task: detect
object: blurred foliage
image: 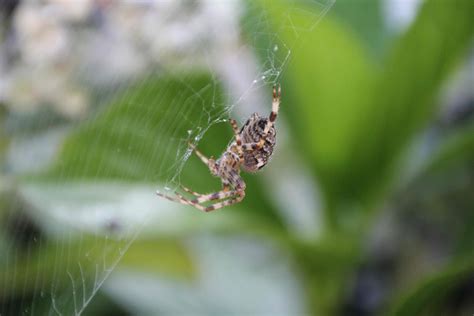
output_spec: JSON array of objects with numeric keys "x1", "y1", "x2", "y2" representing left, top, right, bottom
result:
[
  {"x1": 42, "y1": 74, "x2": 281, "y2": 223},
  {"x1": 330, "y1": 0, "x2": 388, "y2": 57},
  {"x1": 0, "y1": 189, "x2": 194, "y2": 301},
  {"x1": 1, "y1": 0, "x2": 473, "y2": 315},
  {"x1": 46, "y1": 75, "x2": 217, "y2": 182},
  {"x1": 388, "y1": 258, "x2": 474, "y2": 316},
  {"x1": 252, "y1": 0, "x2": 474, "y2": 314},
  {"x1": 290, "y1": 234, "x2": 361, "y2": 314},
  {"x1": 0, "y1": 104, "x2": 8, "y2": 168},
  {"x1": 421, "y1": 125, "x2": 474, "y2": 176},
  {"x1": 261, "y1": 0, "x2": 474, "y2": 231},
  {"x1": 0, "y1": 236, "x2": 194, "y2": 299},
  {"x1": 264, "y1": 0, "x2": 377, "y2": 229}
]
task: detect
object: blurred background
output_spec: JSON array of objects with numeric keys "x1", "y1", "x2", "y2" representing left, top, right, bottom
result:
[{"x1": 1, "y1": 0, "x2": 473, "y2": 315}]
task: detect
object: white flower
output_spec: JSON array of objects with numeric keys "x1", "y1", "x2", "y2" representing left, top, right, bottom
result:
[
  {"x1": 14, "y1": 4, "x2": 70, "y2": 65},
  {"x1": 3, "y1": 0, "x2": 243, "y2": 117}
]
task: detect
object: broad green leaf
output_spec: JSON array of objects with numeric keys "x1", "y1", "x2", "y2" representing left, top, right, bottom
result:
[
  {"x1": 34, "y1": 74, "x2": 281, "y2": 222},
  {"x1": 331, "y1": 0, "x2": 389, "y2": 57},
  {"x1": 45, "y1": 74, "x2": 224, "y2": 184},
  {"x1": 261, "y1": 0, "x2": 474, "y2": 229},
  {"x1": 352, "y1": 0, "x2": 474, "y2": 209},
  {"x1": 256, "y1": 0, "x2": 375, "y2": 227}
]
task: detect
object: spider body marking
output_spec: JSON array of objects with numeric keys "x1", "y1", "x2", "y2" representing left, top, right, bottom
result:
[
  {"x1": 239, "y1": 113, "x2": 276, "y2": 172},
  {"x1": 156, "y1": 85, "x2": 281, "y2": 212}
]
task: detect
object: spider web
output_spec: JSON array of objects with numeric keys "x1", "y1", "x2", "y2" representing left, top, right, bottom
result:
[
  {"x1": 162, "y1": 0, "x2": 335, "y2": 194},
  {"x1": 0, "y1": 1, "x2": 334, "y2": 315}
]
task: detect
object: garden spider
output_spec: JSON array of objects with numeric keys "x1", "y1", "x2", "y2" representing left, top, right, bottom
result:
[{"x1": 156, "y1": 85, "x2": 281, "y2": 212}]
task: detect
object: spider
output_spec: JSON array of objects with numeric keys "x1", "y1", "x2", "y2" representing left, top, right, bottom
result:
[{"x1": 156, "y1": 85, "x2": 281, "y2": 212}]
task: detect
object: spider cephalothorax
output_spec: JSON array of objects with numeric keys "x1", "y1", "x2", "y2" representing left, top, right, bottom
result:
[{"x1": 157, "y1": 85, "x2": 281, "y2": 212}]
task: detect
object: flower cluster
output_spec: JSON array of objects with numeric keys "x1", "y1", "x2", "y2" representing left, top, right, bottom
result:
[{"x1": 0, "y1": 0, "x2": 241, "y2": 118}]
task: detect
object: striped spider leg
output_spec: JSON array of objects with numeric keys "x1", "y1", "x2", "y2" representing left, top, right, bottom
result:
[{"x1": 156, "y1": 120, "x2": 246, "y2": 212}]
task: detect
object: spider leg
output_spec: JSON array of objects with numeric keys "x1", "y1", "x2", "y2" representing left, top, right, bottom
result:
[
  {"x1": 157, "y1": 172, "x2": 245, "y2": 212},
  {"x1": 180, "y1": 189, "x2": 245, "y2": 212},
  {"x1": 229, "y1": 119, "x2": 242, "y2": 147},
  {"x1": 188, "y1": 142, "x2": 210, "y2": 164},
  {"x1": 223, "y1": 183, "x2": 230, "y2": 192},
  {"x1": 249, "y1": 85, "x2": 281, "y2": 150},
  {"x1": 229, "y1": 119, "x2": 244, "y2": 162},
  {"x1": 156, "y1": 190, "x2": 186, "y2": 204},
  {"x1": 202, "y1": 191, "x2": 246, "y2": 212},
  {"x1": 269, "y1": 84, "x2": 281, "y2": 125},
  {"x1": 188, "y1": 142, "x2": 218, "y2": 174},
  {"x1": 156, "y1": 190, "x2": 209, "y2": 211},
  {"x1": 180, "y1": 185, "x2": 204, "y2": 197},
  {"x1": 188, "y1": 190, "x2": 241, "y2": 204},
  {"x1": 262, "y1": 84, "x2": 280, "y2": 136},
  {"x1": 156, "y1": 189, "x2": 244, "y2": 212}
]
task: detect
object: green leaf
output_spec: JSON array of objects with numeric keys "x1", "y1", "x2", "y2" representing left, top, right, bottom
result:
[
  {"x1": 352, "y1": 0, "x2": 474, "y2": 208},
  {"x1": 43, "y1": 74, "x2": 225, "y2": 184},
  {"x1": 30, "y1": 73, "x2": 282, "y2": 222},
  {"x1": 331, "y1": 0, "x2": 389, "y2": 58},
  {"x1": 255, "y1": 0, "x2": 375, "y2": 227},
  {"x1": 0, "y1": 236, "x2": 194, "y2": 300},
  {"x1": 261, "y1": 0, "x2": 474, "y2": 229}
]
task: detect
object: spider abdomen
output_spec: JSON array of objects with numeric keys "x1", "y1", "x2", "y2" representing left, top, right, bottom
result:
[{"x1": 240, "y1": 115, "x2": 276, "y2": 173}]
